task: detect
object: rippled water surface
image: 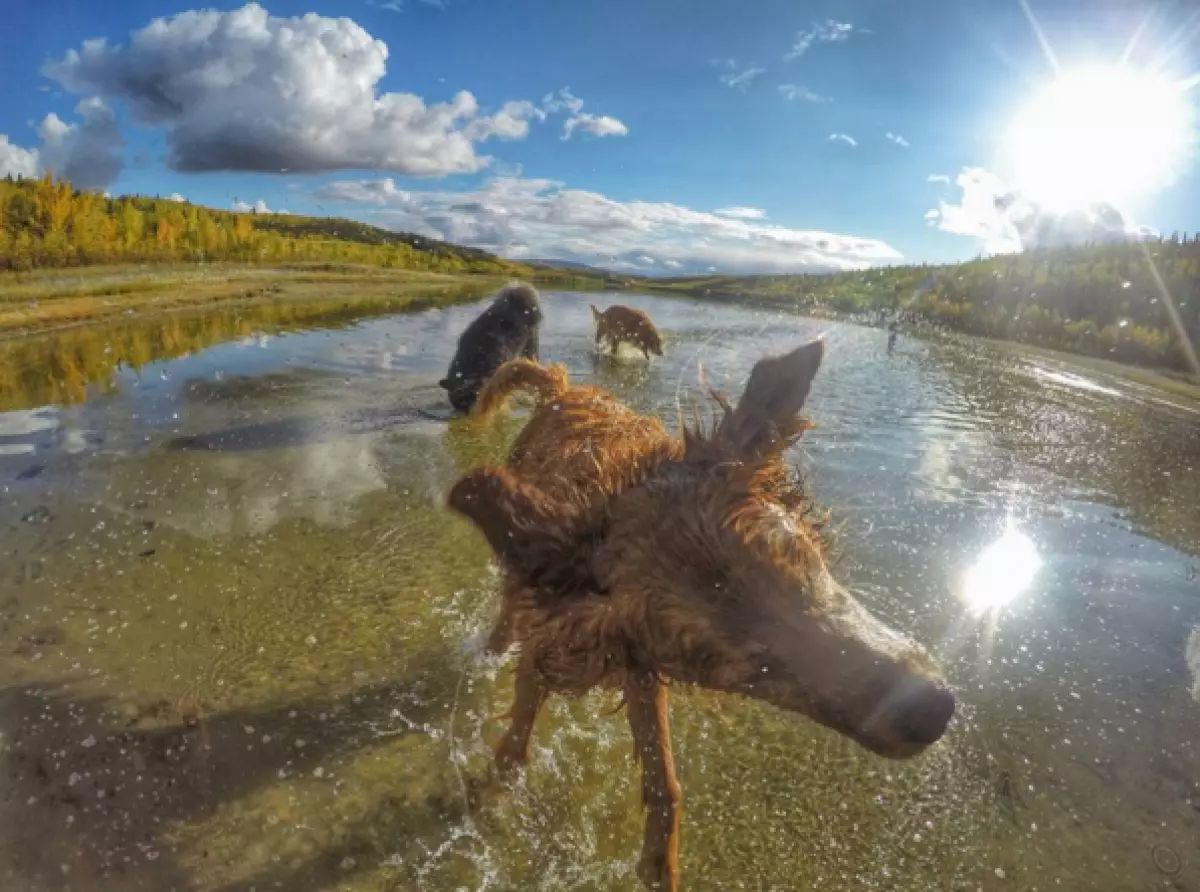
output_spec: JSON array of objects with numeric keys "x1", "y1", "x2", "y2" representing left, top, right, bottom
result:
[{"x1": 1, "y1": 292, "x2": 1198, "y2": 891}]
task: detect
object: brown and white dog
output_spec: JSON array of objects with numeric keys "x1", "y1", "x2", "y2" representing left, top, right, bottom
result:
[{"x1": 591, "y1": 304, "x2": 664, "y2": 359}]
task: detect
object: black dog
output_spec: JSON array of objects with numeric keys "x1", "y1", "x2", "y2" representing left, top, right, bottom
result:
[{"x1": 439, "y1": 283, "x2": 542, "y2": 413}]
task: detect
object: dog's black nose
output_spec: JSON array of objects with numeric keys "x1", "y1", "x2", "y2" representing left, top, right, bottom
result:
[{"x1": 897, "y1": 682, "x2": 956, "y2": 745}]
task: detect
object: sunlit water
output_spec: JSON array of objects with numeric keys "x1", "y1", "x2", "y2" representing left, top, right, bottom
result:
[{"x1": 1, "y1": 292, "x2": 1198, "y2": 891}]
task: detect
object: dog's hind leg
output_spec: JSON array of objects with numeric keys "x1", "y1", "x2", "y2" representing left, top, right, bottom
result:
[
  {"x1": 493, "y1": 663, "x2": 547, "y2": 781},
  {"x1": 627, "y1": 675, "x2": 681, "y2": 892}
]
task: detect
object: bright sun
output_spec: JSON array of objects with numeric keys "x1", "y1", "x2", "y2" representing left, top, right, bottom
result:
[{"x1": 1004, "y1": 66, "x2": 1194, "y2": 211}]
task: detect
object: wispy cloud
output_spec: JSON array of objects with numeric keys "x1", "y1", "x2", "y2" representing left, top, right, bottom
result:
[
  {"x1": 719, "y1": 65, "x2": 765, "y2": 91},
  {"x1": 543, "y1": 88, "x2": 628, "y2": 140},
  {"x1": 785, "y1": 20, "x2": 855, "y2": 62},
  {"x1": 829, "y1": 133, "x2": 857, "y2": 147},
  {"x1": 778, "y1": 84, "x2": 828, "y2": 103},
  {"x1": 366, "y1": 0, "x2": 441, "y2": 10},
  {"x1": 714, "y1": 206, "x2": 767, "y2": 220},
  {"x1": 885, "y1": 132, "x2": 909, "y2": 147},
  {"x1": 927, "y1": 174, "x2": 951, "y2": 184},
  {"x1": 315, "y1": 176, "x2": 903, "y2": 274},
  {"x1": 711, "y1": 58, "x2": 765, "y2": 92},
  {"x1": 562, "y1": 113, "x2": 629, "y2": 140}
]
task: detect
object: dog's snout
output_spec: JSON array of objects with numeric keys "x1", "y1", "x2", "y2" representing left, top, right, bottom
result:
[{"x1": 897, "y1": 682, "x2": 956, "y2": 745}]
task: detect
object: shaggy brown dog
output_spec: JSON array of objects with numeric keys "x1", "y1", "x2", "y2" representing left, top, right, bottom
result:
[
  {"x1": 439, "y1": 283, "x2": 542, "y2": 412},
  {"x1": 448, "y1": 341, "x2": 954, "y2": 891},
  {"x1": 591, "y1": 303, "x2": 664, "y2": 359}
]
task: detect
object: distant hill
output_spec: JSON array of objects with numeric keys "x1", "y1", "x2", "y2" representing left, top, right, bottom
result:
[
  {"x1": 528, "y1": 258, "x2": 614, "y2": 275},
  {"x1": 0, "y1": 173, "x2": 529, "y2": 276},
  {"x1": 252, "y1": 213, "x2": 516, "y2": 270}
]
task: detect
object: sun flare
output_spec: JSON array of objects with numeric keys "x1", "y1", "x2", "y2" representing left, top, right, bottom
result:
[
  {"x1": 1004, "y1": 66, "x2": 1194, "y2": 211},
  {"x1": 961, "y1": 524, "x2": 1043, "y2": 616}
]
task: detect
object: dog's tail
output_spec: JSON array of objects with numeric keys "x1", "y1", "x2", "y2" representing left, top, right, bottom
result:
[
  {"x1": 472, "y1": 359, "x2": 570, "y2": 421},
  {"x1": 590, "y1": 304, "x2": 603, "y2": 323}
]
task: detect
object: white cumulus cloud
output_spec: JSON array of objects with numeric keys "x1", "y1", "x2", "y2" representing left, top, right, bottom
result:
[
  {"x1": 232, "y1": 198, "x2": 287, "y2": 214},
  {"x1": 885, "y1": 132, "x2": 910, "y2": 147},
  {"x1": 0, "y1": 98, "x2": 124, "y2": 190},
  {"x1": 829, "y1": 133, "x2": 857, "y2": 147},
  {"x1": 168, "y1": 193, "x2": 186, "y2": 202},
  {"x1": 785, "y1": 21, "x2": 855, "y2": 61},
  {"x1": 41, "y1": 3, "x2": 580, "y2": 178},
  {"x1": 314, "y1": 176, "x2": 902, "y2": 275},
  {"x1": 927, "y1": 167, "x2": 1154, "y2": 253},
  {"x1": 0, "y1": 136, "x2": 40, "y2": 180}
]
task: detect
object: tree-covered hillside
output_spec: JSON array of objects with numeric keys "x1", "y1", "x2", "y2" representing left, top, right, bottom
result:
[
  {"x1": 0, "y1": 174, "x2": 528, "y2": 276},
  {"x1": 647, "y1": 239, "x2": 1200, "y2": 373}
]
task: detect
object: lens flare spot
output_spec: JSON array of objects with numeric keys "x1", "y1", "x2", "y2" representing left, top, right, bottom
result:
[{"x1": 962, "y1": 524, "x2": 1043, "y2": 615}]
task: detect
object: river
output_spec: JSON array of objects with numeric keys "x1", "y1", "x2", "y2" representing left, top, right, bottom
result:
[{"x1": 1, "y1": 290, "x2": 1198, "y2": 891}]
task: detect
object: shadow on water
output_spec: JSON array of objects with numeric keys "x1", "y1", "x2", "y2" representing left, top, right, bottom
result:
[{"x1": 0, "y1": 652, "x2": 484, "y2": 892}]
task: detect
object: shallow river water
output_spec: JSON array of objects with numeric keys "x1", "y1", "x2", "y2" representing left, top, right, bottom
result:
[{"x1": 1, "y1": 291, "x2": 1198, "y2": 891}]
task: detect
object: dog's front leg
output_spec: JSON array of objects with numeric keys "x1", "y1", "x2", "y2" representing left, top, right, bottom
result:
[
  {"x1": 493, "y1": 662, "x2": 547, "y2": 781},
  {"x1": 626, "y1": 675, "x2": 681, "y2": 892}
]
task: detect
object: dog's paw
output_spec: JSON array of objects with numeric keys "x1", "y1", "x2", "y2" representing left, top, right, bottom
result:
[{"x1": 636, "y1": 848, "x2": 677, "y2": 891}]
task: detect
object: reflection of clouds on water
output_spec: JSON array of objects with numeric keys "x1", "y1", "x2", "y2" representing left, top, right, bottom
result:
[
  {"x1": 916, "y1": 433, "x2": 970, "y2": 502},
  {"x1": 0, "y1": 406, "x2": 98, "y2": 458},
  {"x1": 187, "y1": 434, "x2": 388, "y2": 537},
  {"x1": 1188, "y1": 626, "x2": 1200, "y2": 705},
  {"x1": 60, "y1": 428, "x2": 91, "y2": 455},
  {"x1": 0, "y1": 407, "x2": 59, "y2": 438}
]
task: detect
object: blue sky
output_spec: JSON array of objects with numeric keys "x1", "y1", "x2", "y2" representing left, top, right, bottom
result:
[{"x1": 2, "y1": 0, "x2": 1197, "y2": 274}]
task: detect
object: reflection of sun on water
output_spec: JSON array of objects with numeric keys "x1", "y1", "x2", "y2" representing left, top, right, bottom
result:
[{"x1": 961, "y1": 524, "x2": 1043, "y2": 616}]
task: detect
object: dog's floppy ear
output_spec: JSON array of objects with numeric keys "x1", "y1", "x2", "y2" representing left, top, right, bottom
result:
[
  {"x1": 448, "y1": 467, "x2": 600, "y2": 592},
  {"x1": 438, "y1": 378, "x2": 450, "y2": 390}
]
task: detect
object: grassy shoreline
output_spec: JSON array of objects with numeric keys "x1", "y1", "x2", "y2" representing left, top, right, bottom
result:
[
  {"x1": 0, "y1": 263, "x2": 516, "y2": 338},
  {"x1": 3, "y1": 263, "x2": 1197, "y2": 407}
]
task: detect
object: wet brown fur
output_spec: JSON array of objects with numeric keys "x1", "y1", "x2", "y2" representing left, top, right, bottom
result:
[
  {"x1": 591, "y1": 304, "x2": 665, "y2": 359},
  {"x1": 450, "y1": 342, "x2": 953, "y2": 891}
]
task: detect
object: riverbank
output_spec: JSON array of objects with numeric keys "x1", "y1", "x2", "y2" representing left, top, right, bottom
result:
[
  {"x1": 0, "y1": 264, "x2": 517, "y2": 337},
  {"x1": 641, "y1": 283, "x2": 1200, "y2": 404}
]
